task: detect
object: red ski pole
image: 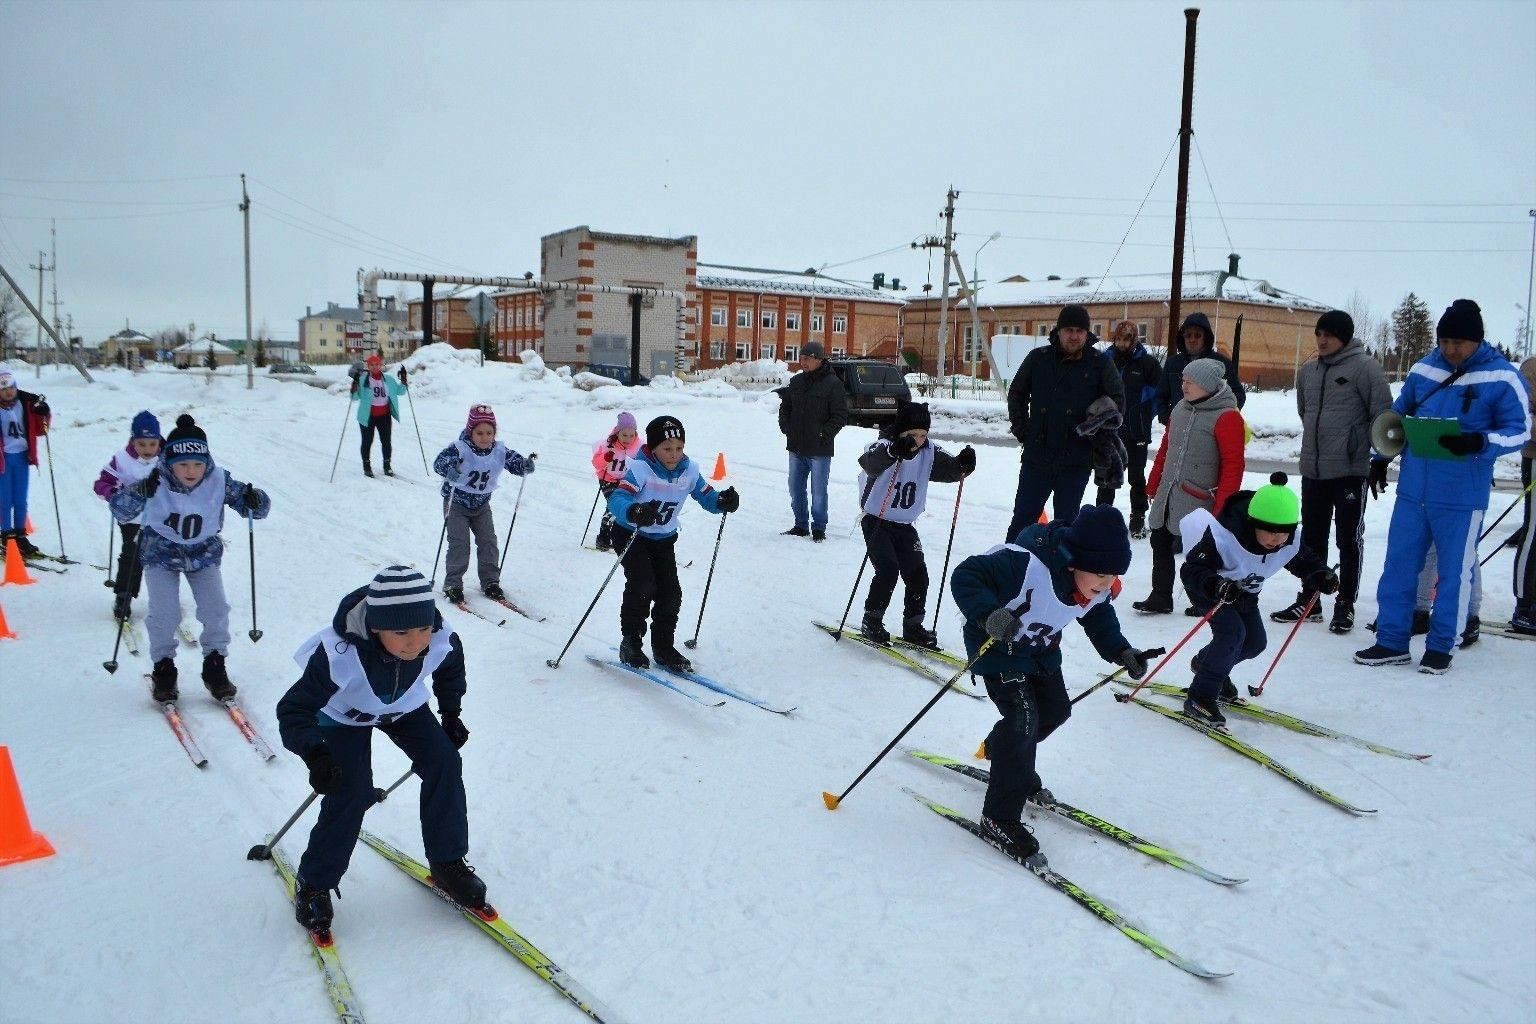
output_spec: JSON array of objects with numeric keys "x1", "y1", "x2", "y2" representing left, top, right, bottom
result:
[
  {"x1": 1117, "y1": 597, "x2": 1227, "y2": 703},
  {"x1": 1247, "y1": 590, "x2": 1320, "y2": 699}
]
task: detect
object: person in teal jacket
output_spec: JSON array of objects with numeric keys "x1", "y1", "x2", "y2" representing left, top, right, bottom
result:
[
  {"x1": 949, "y1": 505, "x2": 1146, "y2": 858},
  {"x1": 351, "y1": 353, "x2": 408, "y2": 477}
]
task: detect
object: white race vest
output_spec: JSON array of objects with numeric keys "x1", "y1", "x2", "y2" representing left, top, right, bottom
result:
[
  {"x1": 0, "y1": 404, "x2": 24, "y2": 454},
  {"x1": 449, "y1": 439, "x2": 506, "y2": 497},
  {"x1": 369, "y1": 377, "x2": 390, "y2": 409},
  {"x1": 858, "y1": 442, "x2": 936, "y2": 524},
  {"x1": 1179, "y1": 507, "x2": 1302, "y2": 594},
  {"x1": 293, "y1": 624, "x2": 455, "y2": 727},
  {"x1": 991, "y1": 544, "x2": 1111, "y2": 650},
  {"x1": 109, "y1": 451, "x2": 157, "y2": 524},
  {"x1": 626, "y1": 458, "x2": 702, "y2": 538},
  {"x1": 144, "y1": 467, "x2": 228, "y2": 546}
]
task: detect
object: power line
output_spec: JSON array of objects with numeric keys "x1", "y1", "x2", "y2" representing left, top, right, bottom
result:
[
  {"x1": 0, "y1": 205, "x2": 227, "y2": 222},
  {"x1": 0, "y1": 190, "x2": 226, "y2": 206},
  {"x1": 962, "y1": 188, "x2": 1532, "y2": 209},
  {"x1": 251, "y1": 207, "x2": 445, "y2": 268},
  {"x1": 961, "y1": 206, "x2": 1526, "y2": 227},
  {"x1": 0, "y1": 173, "x2": 234, "y2": 185},
  {"x1": 980, "y1": 231, "x2": 1525, "y2": 255},
  {"x1": 1192, "y1": 135, "x2": 1234, "y2": 252}
]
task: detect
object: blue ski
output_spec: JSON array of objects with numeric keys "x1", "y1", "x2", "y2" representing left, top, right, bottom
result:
[
  {"x1": 585, "y1": 655, "x2": 725, "y2": 707},
  {"x1": 656, "y1": 665, "x2": 795, "y2": 715}
]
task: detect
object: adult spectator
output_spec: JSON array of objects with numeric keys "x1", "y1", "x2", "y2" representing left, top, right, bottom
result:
[
  {"x1": 0, "y1": 370, "x2": 50, "y2": 557},
  {"x1": 1155, "y1": 312, "x2": 1246, "y2": 425},
  {"x1": 1271, "y1": 310, "x2": 1391, "y2": 634},
  {"x1": 1097, "y1": 320, "x2": 1162, "y2": 537},
  {"x1": 1510, "y1": 355, "x2": 1536, "y2": 635},
  {"x1": 1354, "y1": 299, "x2": 1531, "y2": 674},
  {"x1": 1005, "y1": 305, "x2": 1124, "y2": 540},
  {"x1": 776, "y1": 341, "x2": 848, "y2": 542}
]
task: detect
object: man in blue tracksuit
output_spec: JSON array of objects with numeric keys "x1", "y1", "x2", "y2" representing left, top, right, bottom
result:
[
  {"x1": 949, "y1": 505, "x2": 1147, "y2": 858},
  {"x1": 1355, "y1": 299, "x2": 1531, "y2": 674}
]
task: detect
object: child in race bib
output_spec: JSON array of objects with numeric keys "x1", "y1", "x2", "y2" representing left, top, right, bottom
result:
[{"x1": 431, "y1": 404, "x2": 536, "y2": 606}]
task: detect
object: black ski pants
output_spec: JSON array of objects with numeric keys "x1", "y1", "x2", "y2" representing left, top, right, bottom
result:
[
  {"x1": 981, "y1": 668, "x2": 1070, "y2": 824},
  {"x1": 1096, "y1": 441, "x2": 1150, "y2": 518},
  {"x1": 861, "y1": 517, "x2": 928, "y2": 624},
  {"x1": 114, "y1": 522, "x2": 145, "y2": 599},
  {"x1": 1188, "y1": 601, "x2": 1268, "y2": 706},
  {"x1": 297, "y1": 705, "x2": 468, "y2": 890},
  {"x1": 613, "y1": 526, "x2": 682, "y2": 647},
  {"x1": 360, "y1": 412, "x2": 393, "y2": 467},
  {"x1": 1149, "y1": 524, "x2": 1179, "y2": 600},
  {"x1": 1296, "y1": 475, "x2": 1367, "y2": 605},
  {"x1": 1515, "y1": 457, "x2": 1535, "y2": 607}
]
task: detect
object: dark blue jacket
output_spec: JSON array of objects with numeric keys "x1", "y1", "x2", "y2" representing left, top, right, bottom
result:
[
  {"x1": 1111, "y1": 342, "x2": 1163, "y2": 446},
  {"x1": 1006, "y1": 329, "x2": 1125, "y2": 469},
  {"x1": 950, "y1": 521, "x2": 1130, "y2": 677},
  {"x1": 276, "y1": 587, "x2": 466, "y2": 758},
  {"x1": 1155, "y1": 312, "x2": 1246, "y2": 423}
]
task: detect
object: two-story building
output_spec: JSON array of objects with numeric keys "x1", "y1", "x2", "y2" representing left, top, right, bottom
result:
[
  {"x1": 406, "y1": 294, "x2": 479, "y2": 350},
  {"x1": 692, "y1": 270, "x2": 903, "y2": 368},
  {"x1": 299, "y1": 297, "x2": 408, "y2": 364}
]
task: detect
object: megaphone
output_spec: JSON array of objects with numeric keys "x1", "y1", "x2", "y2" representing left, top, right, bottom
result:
[{"x1": 1371, "y1": 410, "x2": 1405, "y2": 457}]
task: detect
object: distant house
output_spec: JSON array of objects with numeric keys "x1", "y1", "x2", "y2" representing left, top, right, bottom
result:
[
  {"x1": 170, "y1": 338, "x2": 240, "y2": 369},
  {"x1": 299, "y1": 297, "x2": 408, "y2": 364},
  {"x1": 406, "y1": 294, "x2": 479, "y2": 351}
]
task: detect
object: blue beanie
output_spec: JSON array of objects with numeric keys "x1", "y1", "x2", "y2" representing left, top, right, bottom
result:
[
  {"x1": 364, "y1": 565, "x2": 436, "y2": 631},
  {"x1": 163, "y1": 414, "x2": 211, "y2": 467},
  {"x1": 1062, "y1": 505, "x2": 1132, "y2": 575},
  {"x1": 130, "y1": 410, "x2": 161, "y2": 441}
]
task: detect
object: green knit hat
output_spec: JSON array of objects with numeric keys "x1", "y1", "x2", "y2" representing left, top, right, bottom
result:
[{"x1": 1249, "y1": 472, "x2": 1301, "y2": 530}]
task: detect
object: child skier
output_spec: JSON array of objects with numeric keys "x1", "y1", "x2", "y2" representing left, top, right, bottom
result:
[
  {"x1": 1178, "y1": 473, "x2": 1337, "y2": 728},
  {"x1": 590, "y1": 411, "x2": 642, "y2": 552},
  {"x1": 949, "y1": 505, "x2": 1146, "y2": 858},
  {"x1": 93, "y1": 410, "x2": 163, "y2": 620},
  {"x1": 432, "y1": 404, "x2": 535, "y2": 605},
  {"x1": 109, "y1": 414, "x2": 272, "y2": 703},
  {"x1": 276, "y1": 566, "x2": 485, "y2": 933},
  {"x1": 606, "y1": 415, "x2": 738, "y2": 672},
  {"x1": 0, "y1": 369, "x2": 51, "y2": 558},
  {"x1": 351, "y1": 353, "x2": 408, "y2": 477},
  {"x1": 855, "y1": 400, "x2": 975, "y2": 646}
]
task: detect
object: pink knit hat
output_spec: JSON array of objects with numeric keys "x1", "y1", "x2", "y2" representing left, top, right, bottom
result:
[
  {"x1": 466, "y1": 404, "x2": 496, "y2": 430},
  {"x1": 615, "y1": 411, "x2": 637, "y2": 433}
]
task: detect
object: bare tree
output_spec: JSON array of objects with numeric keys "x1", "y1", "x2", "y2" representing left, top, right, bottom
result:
[
  {"x1": 1343, "y1": 289, "x2": 1375, "y2": 344},
  {"x1": 0, "y1": 286, "x2": 20, "y2": 360}
]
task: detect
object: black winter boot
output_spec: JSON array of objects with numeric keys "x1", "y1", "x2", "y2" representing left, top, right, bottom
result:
[
  {"x1": 619, "y1": 636, "x2": 650, "y2": 669},
  {"x1": 113, "y1": 591, "x2": 133, "y2": 621},
  {"x1": 362, "y1": 460, "x2": 374, "y2": 478},
  {"x1": 860, "y1": 610, "x2": 891, "y2": 646},
  {"x1": 444, "y1": 585, "x2": 464, "y2": 604},
  {"x1": 383, "y1": 460, "x2": 393, "y2": 477},
  {"x1": 430, "y1": 857, "x2": 488, "y2": 909},
  {"x1": 150, "y1": 658, "x2": 178, "y2": 703},
  {"x1": 202, "y1": 652, "x2": 237, "y2": 701},
  {"x1": 1329, "y1": 600, "x2": 1355, "y2": 634},
  {"x1": 294, "y1": 880, "x2": 334, "y2": 935},
  {"x1": 1459, "y1": 615, "x2": 1481, "y2": 648},
  {"x1": 483, "y1": 583, "x2": 505, "y2": 602},
  {"x1": 1128, "y1": 514, "x2": 1147, "y2": 539},
  {"x1": 1132, "y1": 592, "x2": 1173, "y2": 614},
  {"x1": 652, "y1": 643, "x2": 692, "y2": 674}
]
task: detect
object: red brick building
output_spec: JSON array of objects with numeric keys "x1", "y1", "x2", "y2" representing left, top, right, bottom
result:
[
  {"x1": 406, "y1": 295, "x2": 478, "y2": 349},
  {"x1": 691, "y1": 271, "x2": 904, "y2": 368}
]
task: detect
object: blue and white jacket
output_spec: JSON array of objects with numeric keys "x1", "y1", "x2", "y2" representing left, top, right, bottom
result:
[
  {"x1": 1384, "y1": 342, "x2": 1531, "y2": 511},
  {"x1": 606, "y1": 447, "x2": 724, "y2": 540},
  {"x1": 108, "y1": 458, "x2": 271, "y2": 573},
  {"x1": 433, "y1": 429, "x2": 534, "y2": 511}
]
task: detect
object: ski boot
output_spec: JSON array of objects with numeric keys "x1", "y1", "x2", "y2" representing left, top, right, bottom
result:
[
  {"x1": 1025, "y1": 786, "x2": 1057, "y2": 809},
  {"x1": 1329, "y1": 600, "x2": 1355, "y2": 634},
  {"x1": 1270, "y1": 595, "x2": 1323, "y2": 624},
  {"x1": 1419, "y1": 650, "x2": 1453, "y2": 675},
  {"x1": 1182, "y1": 692, "x2": 1228, "y2": 731},
  {"x1": 14, "y1": 532, "x2": 41, "y2": 558},
  {"x1": 859, "y1": 611, "x2": 891, "y2": 646},
  {"x1": 980, "y1": 815, "x2": 1040, "y2": 859},
  {"x1": 430, "y1": 857, "x2": 488, "y2": 909},
  {"x1": 1132, "y1": 592, "x2": 1172, "y2": 614},
  {"x1": 150, "y1": 658, "x2": 179, "y2": 703},
  {"x1": 901, "y1": 616, "x2": 940, "y2": 650},
  {"x1": 619, "y1": 636, "x2": 650, "y2": 670},
  {"x1": 113, "y1": 591, "x2": 132, "y2": 621},
  {"x1": 443, "y1": 585, "x2": 465, "y2": 604},
  {"x1": 202, "y1": 652, "x2": 237, "y2": 701},
  {"x1": 1459, "y1": 615, "x2": 1480, "y2": 648},
  {"x1": 595, "y1": 518, "x2": 614, "y2": 551},
  {"x1": 1353, "y1": 643, "x2": 1412, "y2": 667},
  {"x1": 483, "y1": 583, "x2": 506, "y2": 602},
  {"x1": 652, "y1": 643, "x2": 693, "y2": 674},
  {"x1": 1508, "y1": 605, "x2": 1536, "y2": 636},
  {"x1": 362, "y1": 460, "x2": 375, "y2": 478},
  {"x1": 293, "y1": 880, "x2": 334, "y2": 935}
]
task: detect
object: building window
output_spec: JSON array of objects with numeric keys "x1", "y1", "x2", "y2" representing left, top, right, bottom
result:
[
  {"x1": 811, "y1": 313, "x2": 824, "y2": 333},
  {"x1": 786, "y1": 312, "x2": 801, "y2": 332},
  {"x1": 736, "y1": 309, "x2": 751, "y2": 329},
  {"x1": 831, "y1": 345, "x2": 846, "y2": 358},
  {"x1": 1137, "y1": 322, "x2": 1149, "y2": 344},
  {"x1": 710, "y1": 340, "x2": 725, "y2": 360},
  {"x1": 761, "y1": 342, "x2": 775, "y2": 360},
  {"x1": 1092, "y1": 322, "x2": 1104, "y2": 337},
  {"x1": 734, "y1": 340, "x2": 750, "y2": 361},
  {"x1": 963, "y1": 325, "x2": 984, "y2": 364},
  {"x1": 710, "y1": 307, "x2": 726, "y2": 327},
  {"x1": 761, "y1": 310, "x2": 777, "y2": 330},
  {"x1": 832, "y1": 315, "x2": 847, "y2": 334},
  {"x1": 1036, "y1": 323, "x2": 1052, "y2": 338},
  {"x1": 434, "y1": 308, "x2": 445, "y2": 328},
  {"x1": 784, "y1": 343, "x2": 799, "y2": 362}
]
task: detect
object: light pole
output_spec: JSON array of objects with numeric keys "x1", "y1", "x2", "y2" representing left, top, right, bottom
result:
[
  {"x1": 970, "y1": 232, "x2": 1001, "y2": 378},
  {"x1": 1523, "y1": 209, "x2": 1535, "y2": 357}
]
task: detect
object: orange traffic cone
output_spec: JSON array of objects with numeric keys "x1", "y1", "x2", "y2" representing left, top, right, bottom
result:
[
  {"x1": 710, "y1": 452, "x2": 728, "y2": 482},
  {"x1": 24, "y1": 516, "x2": 34, "y2": 536},
  {"x1": 1, "y1": 539, "x2": 36, "y2": 587},
  {"x1": 0, "y1": 599, "x2": 16, "y2": 640},
  {"x1": 0, "y1": 747, "x2": 55, "y2": 867}
]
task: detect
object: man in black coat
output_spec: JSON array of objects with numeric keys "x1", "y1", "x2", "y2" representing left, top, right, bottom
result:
[
  {"x1": 1155, "y1": 311, "x2": 1245, "y2": 424},
  {"x1": 776, "y1": 341, "x2": 849, "y2": 541},
  {"x1": 1096, "y1": 320, "x2": 1163, "y2": 536},
  {"x1": 1005, "y1": 305, "x2": 1125, "y2": 540}
]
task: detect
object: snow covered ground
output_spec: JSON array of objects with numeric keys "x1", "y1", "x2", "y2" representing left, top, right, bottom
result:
[{"x1": 1, "y1": 349, "x2": 1532, "y2": 1024}]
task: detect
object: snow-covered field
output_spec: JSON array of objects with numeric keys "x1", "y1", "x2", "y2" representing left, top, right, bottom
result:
[{"x1": 1, "y1": 349, "x2": 1532, "y2": 1024}]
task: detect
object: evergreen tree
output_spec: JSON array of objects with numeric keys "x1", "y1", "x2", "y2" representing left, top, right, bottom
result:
[
  {"x1": 1389, "y1": 293, "x2": 1433, "y2": 377},
  {"x1": 476, "y1": 322, "x2": 496, "y2": 362}
]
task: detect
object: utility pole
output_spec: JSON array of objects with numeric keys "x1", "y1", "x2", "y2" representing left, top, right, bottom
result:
[
  {"x1": 48, "y1": 221, "x2": 62, "y2": 373},
  {"x1": 240, "y1": 174, "x2": 254, "y2": 389},
  {"x1": 29, "y1": 245, "x2": 53, "y2": 378},
  {"x1": 1167, "y1": 8, "x2": 1200, "y2": 353},
  {"x1": 935, "y1": 187, "x2": 957, "y2": 385},
  {"x1": 1524, "y1": 209, "x2": 1535, "y2": 358}
]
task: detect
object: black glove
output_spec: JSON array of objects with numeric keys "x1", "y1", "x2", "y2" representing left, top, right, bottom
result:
[
  {"x1": 628, "y1": 500, "x2": 661, "y2": 527},
  {"x1": 349, "y1": 377, "x2": 359, "y2": 395},
  {"x1": 139, "y1": 471, "x2": 160, "y2": 498},
  {"x1": 396, "y1": 367, "x2": 408, "y2": 385},
  {"x1": 33, "y1": 398, "x2": 50, "y2": 419},
  {"x1": 242, "y1": 484, "x2": 260, "y2": 508},
  {"x1": 893, "y1": 434, "x2": 921, "y2": 460},
  {"x1": 716, "y1": 486, "x2": 739, "y2": 513},
  {"x1": 1308, "y1": 569, "x2": 1340, "y2": 596},
  {"x1": 1116, "y1": 647, "x2": 1149, "y2": 680},
  {"x1": 1437, "y1": 432, "x2": 1487, "y2": 457},
  {"x1": 441, "y1": 714, "x2": 470, "y2": 749},
  {"x1": 956, "y1": 445, "x2": 976, "y2": 475},
  {"x1": 303, "y1": 747, "x2": 344, "y2": 795},
  {"x1": 1367, "y1": 458, "x2": 1390, "y2": 499},
  {"x1": 984, "y1": 607, "x2": 1023, "y2": 641},
  {"x1": 1209, "y1": 578, "x2": 1241, "y2": 605}
]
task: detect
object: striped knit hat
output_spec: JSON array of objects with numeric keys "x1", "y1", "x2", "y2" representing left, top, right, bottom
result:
[{"x1": 364, "y1": 566, "x2": 436, "y2": 631}]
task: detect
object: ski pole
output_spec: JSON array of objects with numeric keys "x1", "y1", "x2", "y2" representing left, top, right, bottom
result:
[
  {"x1": 1116, "y1": 596, "x2": 1229, "y2": 703},
  {"x1": 104, "y1": 515, "x2": 116, "y2": 589},
  {"x1": 545, "y1": 528, "x2": 641, "y2": 669},
  {"x1": 580, "y1": 484, "x2": 603, "y2": 547},
  {"x1": 928, "y1": 475, "x2": 965, "y2": 635},
  {"x1": 246, "y1": 512, "x2": 263, "y2": 642},
  {"x1": 684, "y1": 512, "x2": 729, "y2": 650},
  {"x1": 43, "y1": 432, "x2": 70, "y2": 561},
  {"x1": 372, "y1": 768, "x2": 414, "y2": 805},
  {"x1": 245, "y1": 791, "x2": 321, "y2": 861},
  {"x1": 496, "y1": 456, "x2": 536, "y2": 573},
  {"x1": 428, "y1": 499, "x2": 450, "y2": 587},
  {"x1": 1478, "y1": 480, "x2": 1534, "y2": 544},
  {"x1": 1247, "y1": 590, "x2": 1319, "y2": 699},
  {"x1": 328, "y1": 393, "x2": 356, "y2": 484},
  {"x1": 404, "y1": 377, "x2": 428, "y2": 473},
  {"x1": 1070, "y1": 646, "x2": 1168, "y2": 706},
  {"x1": 103, "y1": 527, "x2": 149, "y2": 674},
  {"x1": 822, "y1": 638, "x2": 995, "y2": 811},
  {"x1": 835, "y1": 470, "x2": 902, "y2": 639}
]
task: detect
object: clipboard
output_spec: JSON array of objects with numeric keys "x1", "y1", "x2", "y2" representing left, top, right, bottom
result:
[{"x1": 1401, "y1": 416, "x2": 1464, "y2": 460}]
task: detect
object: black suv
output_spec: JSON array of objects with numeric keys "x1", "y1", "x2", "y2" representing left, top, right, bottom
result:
[{"x1": 828, "y1": 359, "x2": 912, "y2": 430}]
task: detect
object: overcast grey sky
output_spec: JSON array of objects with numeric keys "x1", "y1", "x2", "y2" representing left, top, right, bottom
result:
[{"x1": 2, "y1": 0, "x2": 1532, "y2": 349}]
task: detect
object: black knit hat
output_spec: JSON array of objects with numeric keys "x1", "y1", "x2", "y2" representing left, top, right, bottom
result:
[
  {"x1": 1437, "y1": 299, "x2": 1484, "y2": 342},
  {"x1": 364, "y1": 565, "x2": 436, "y2": 631},
  {"x1": 1056, "y1": 305, "x2": 1091, "y2": 332},
  {"x1": 646, "y1": 415, "x2": 686, "y2": 449},
  {"x1": 163, "y1": 414, "x2": 210, "y2": 467},
  {"x1": 1062, "y1": 505, "x2": 1132, "y2": 575},
  {"x1": 1315, "y1": 309, "x2": 1354, "y2": 342},
  {"x1": 893, "y1": 400, "x2": 931, "y2": 434}
]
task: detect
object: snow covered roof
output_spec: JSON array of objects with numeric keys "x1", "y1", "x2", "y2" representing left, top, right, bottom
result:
[
  {"x1": 300, "y1": 304, "x2": 407, "y2": 323},
  {"x1": 696, "y1": 272, "x2": 905, "y2": 306},
  {"x1": 912, "y1": 269, "x2": 1328, "y2": 313},
  {"x1": 109, "y1": 327, "x2": 153, "y2": 341},
  {"x1": 170, "y1": 338, "x2": 239, "y2": 355}
]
